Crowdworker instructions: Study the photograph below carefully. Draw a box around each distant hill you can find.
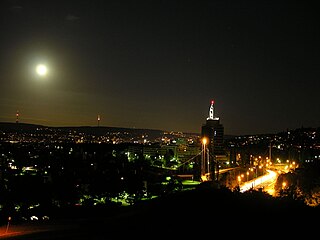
[0,122,246,141]
[0,122,42,132]
[0,122,164,139]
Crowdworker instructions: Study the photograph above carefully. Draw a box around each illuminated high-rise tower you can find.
[201,100,225,181]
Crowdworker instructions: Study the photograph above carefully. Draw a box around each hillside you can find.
[0,122,164,139]
[1,184,319,239]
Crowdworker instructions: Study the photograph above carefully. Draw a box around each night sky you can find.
[1,0,319,135]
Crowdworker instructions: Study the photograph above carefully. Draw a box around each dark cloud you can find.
[65,14,80,21]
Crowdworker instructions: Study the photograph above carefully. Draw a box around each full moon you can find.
[36,64,48,76]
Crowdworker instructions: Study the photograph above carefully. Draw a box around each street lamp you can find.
[237,175,241,186]
[201,137,208,181]
[282,181,287,189]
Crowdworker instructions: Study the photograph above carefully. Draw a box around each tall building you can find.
[201,100,225,181]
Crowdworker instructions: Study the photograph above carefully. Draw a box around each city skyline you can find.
[1,0,319,135]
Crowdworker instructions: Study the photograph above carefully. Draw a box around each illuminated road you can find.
[0,219,107,239]
[240,169,278,195]
[0,222,68,239]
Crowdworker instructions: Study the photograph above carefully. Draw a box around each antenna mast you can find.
[97,114,100,127]
[16,110,19,123]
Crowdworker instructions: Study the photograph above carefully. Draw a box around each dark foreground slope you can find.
[1,184,319,239]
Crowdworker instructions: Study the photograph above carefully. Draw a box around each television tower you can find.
[16,110,19,123]
[97,114,100,127]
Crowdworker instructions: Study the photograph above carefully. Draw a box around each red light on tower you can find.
[211,100,214,105]
[16,110,19,123]
[97,115,100,127]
